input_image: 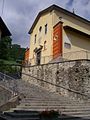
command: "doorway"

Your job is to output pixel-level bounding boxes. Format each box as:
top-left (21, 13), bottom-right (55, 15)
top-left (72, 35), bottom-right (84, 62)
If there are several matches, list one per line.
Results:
top-left (36, 51), bottom-right (41, 65)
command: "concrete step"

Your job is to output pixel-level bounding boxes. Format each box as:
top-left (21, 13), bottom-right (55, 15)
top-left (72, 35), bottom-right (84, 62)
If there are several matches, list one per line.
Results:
top-left (13, 80), bottom-right (90, 119)
top-left (16, 106), bottom-right (90, 111)
top-left (21, 98), bottom-right (80, 103)
top-left (4, 112), bottom-right (39, 118)
top-left (19, 104), bottom-right (90, 110)
top-left (20, 101), bottom-right (87, 105)
top-left (0, 111), bottom-right (40, 120)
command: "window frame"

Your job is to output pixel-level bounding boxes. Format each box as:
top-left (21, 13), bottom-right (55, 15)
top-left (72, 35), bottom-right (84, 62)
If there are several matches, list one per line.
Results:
top-left (45, 24), bottom-right (47, 34)
top-left (34, 34), bottom-right (37, 44)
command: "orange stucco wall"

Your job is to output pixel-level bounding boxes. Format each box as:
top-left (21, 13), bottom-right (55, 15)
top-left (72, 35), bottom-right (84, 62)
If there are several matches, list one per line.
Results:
top-left (25, 48), bottom-right (30, 61)
top-left (53, 22), bottom-right (63, 59)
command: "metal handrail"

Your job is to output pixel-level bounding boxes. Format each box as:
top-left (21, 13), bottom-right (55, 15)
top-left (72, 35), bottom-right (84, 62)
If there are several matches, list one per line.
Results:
top-left (22, 72), bottom-right (90, 99)
top-left (0, 72), bottom-right (18, 95)
top-left (0, 72), bottom-right (20, 107)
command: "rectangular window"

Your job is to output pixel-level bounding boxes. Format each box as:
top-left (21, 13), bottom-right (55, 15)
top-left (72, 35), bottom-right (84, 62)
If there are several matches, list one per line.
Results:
top-left (44, 41), bottom-right (47, 50)
top-left (34, 34), bottom-right (37, 44)
top-left (39, 26), bottom-right (42, 32)
top-left (45, 24), bottom-right (47, 34)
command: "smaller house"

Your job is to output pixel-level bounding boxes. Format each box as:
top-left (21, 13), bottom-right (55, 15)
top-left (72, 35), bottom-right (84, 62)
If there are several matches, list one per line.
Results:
top-left (0, 17), bottom-right (11, 39)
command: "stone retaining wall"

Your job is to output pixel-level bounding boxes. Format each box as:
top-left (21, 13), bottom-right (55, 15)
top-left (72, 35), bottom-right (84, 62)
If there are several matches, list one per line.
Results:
top-left (22, 60), bottom-right (90, 100)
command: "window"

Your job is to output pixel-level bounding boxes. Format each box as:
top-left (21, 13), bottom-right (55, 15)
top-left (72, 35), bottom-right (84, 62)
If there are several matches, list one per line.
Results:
top-left (64, 42), bottom-right (71, 49)
top-left (39, 26), bottom-right (42, 32)
top-left (34, 34), bottom-right (37, 44)
top-left (45, 24), bottom-right (47, 34)
top-left (44, 41), bottom-right (47, 50)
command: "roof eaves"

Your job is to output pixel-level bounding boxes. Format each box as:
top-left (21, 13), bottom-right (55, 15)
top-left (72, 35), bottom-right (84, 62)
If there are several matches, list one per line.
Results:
top-left (54, 5), bottom-right (90, 25)
top-left (28, 4), bottom-right (90, 34)
top-left (28, 5), bottom-right (55, 34)
top-left (0, 17), bottom-right (12, 36)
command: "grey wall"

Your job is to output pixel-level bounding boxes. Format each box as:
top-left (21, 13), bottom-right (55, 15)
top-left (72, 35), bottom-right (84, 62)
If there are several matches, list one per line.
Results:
top-left (22, 60), bottom-right (90, 100)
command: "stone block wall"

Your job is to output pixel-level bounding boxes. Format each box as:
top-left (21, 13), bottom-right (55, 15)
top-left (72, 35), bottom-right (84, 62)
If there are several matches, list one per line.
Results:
top-left (22, 60), bottom-right (90, 100)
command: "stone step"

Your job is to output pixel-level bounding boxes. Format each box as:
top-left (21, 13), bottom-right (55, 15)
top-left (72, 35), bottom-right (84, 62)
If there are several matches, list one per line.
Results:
top-left (13, 80), bottom-right (90, 119)
top-left (16, 106), bottom-right (90, 112)
top-left (21, 98), bottom-right (80, 103)
top-left (21, 100), bottom-right (87, 105)
top-left (0, 116), bottom-right (39, 120)
top-left (19, 104), bottom-right (90, 109)
top-left (1, 111), bottom-right (87, 120)
top-left (4, 112), bottom-right (39, 118)
top-left (16, 107), bottom-right (90, 113)
top-left (14, 110), bottom-right (39, 113)
top-left (21, 101), bottom-right (89, 107)
top-left (62, 111), bottom-right (90, 116)
top-left (58, 115), bottom-right (90, 120)
top-left (0, 111), bottom-right (40, 120)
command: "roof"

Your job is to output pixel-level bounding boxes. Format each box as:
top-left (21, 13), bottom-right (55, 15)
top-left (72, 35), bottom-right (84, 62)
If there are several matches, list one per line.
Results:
top-left (28, 4), bottom-right (90, 34)
top-left (0, 17), bottom-right (11, 37)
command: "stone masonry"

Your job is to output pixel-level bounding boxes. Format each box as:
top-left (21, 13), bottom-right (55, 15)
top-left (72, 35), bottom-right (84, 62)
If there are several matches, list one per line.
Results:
top-left (22, 60), bottom-right (90, 100)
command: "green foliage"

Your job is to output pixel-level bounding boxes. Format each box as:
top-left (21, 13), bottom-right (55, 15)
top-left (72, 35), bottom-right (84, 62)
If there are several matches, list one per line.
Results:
top-left (0, 59), bottom-right (21, 76)
top-left (0, 37), bottom-right (25, 74)
top-left (10, 44), bottom-right (25, 61)
top-left (0, 36), bottom-right (12, 60)
top-left (0, 59), bottom-right (5, 72)
top-left (0, 37), bottom-right (25, 62)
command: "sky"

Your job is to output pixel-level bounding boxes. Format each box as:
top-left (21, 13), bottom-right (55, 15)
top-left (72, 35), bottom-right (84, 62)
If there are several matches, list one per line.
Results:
top-left (0, 0), bottom-right (90, 48)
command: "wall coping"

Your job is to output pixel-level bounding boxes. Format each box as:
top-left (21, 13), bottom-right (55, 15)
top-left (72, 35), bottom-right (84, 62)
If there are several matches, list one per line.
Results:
top-left (22, 59), bottom-right (90, 68)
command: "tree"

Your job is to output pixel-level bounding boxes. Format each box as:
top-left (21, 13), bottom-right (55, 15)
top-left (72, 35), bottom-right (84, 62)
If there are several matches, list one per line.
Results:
top-left (10, 44), bottom-right (25, 61)
top-left (0, 36), bottom-right (12, 60)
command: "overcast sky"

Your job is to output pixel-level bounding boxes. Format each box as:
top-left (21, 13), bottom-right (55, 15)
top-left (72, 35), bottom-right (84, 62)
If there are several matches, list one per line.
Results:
top-left (0, 0), bottom-right (90, 48)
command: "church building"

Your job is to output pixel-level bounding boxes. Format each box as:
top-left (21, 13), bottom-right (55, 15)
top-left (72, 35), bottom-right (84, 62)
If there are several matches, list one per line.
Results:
top-left (28, 5), bottom-right (90, 65)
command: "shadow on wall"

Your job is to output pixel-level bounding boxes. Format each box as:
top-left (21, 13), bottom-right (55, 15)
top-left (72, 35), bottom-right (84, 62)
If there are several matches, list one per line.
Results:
top-left (64, 29), bottom-right (90, 51)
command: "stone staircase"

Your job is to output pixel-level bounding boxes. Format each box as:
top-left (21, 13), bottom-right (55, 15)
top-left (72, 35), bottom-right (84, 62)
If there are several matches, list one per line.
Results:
top-left (0, 79), bottom-right (90, 120)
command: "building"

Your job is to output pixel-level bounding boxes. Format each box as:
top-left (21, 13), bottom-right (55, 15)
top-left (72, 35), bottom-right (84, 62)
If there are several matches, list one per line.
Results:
top-left (28, 5), bottom-right (90, 65)
top-left (24, 48), bottom-right (30, 64)
top-left (0, 17), bottom-right (11, 39)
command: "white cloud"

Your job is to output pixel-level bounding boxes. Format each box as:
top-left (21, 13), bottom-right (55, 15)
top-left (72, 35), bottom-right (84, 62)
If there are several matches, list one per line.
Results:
top-left (0, 0), bottom-right (89, 47)
top-left (70, 0), bottom-right (90, 20)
